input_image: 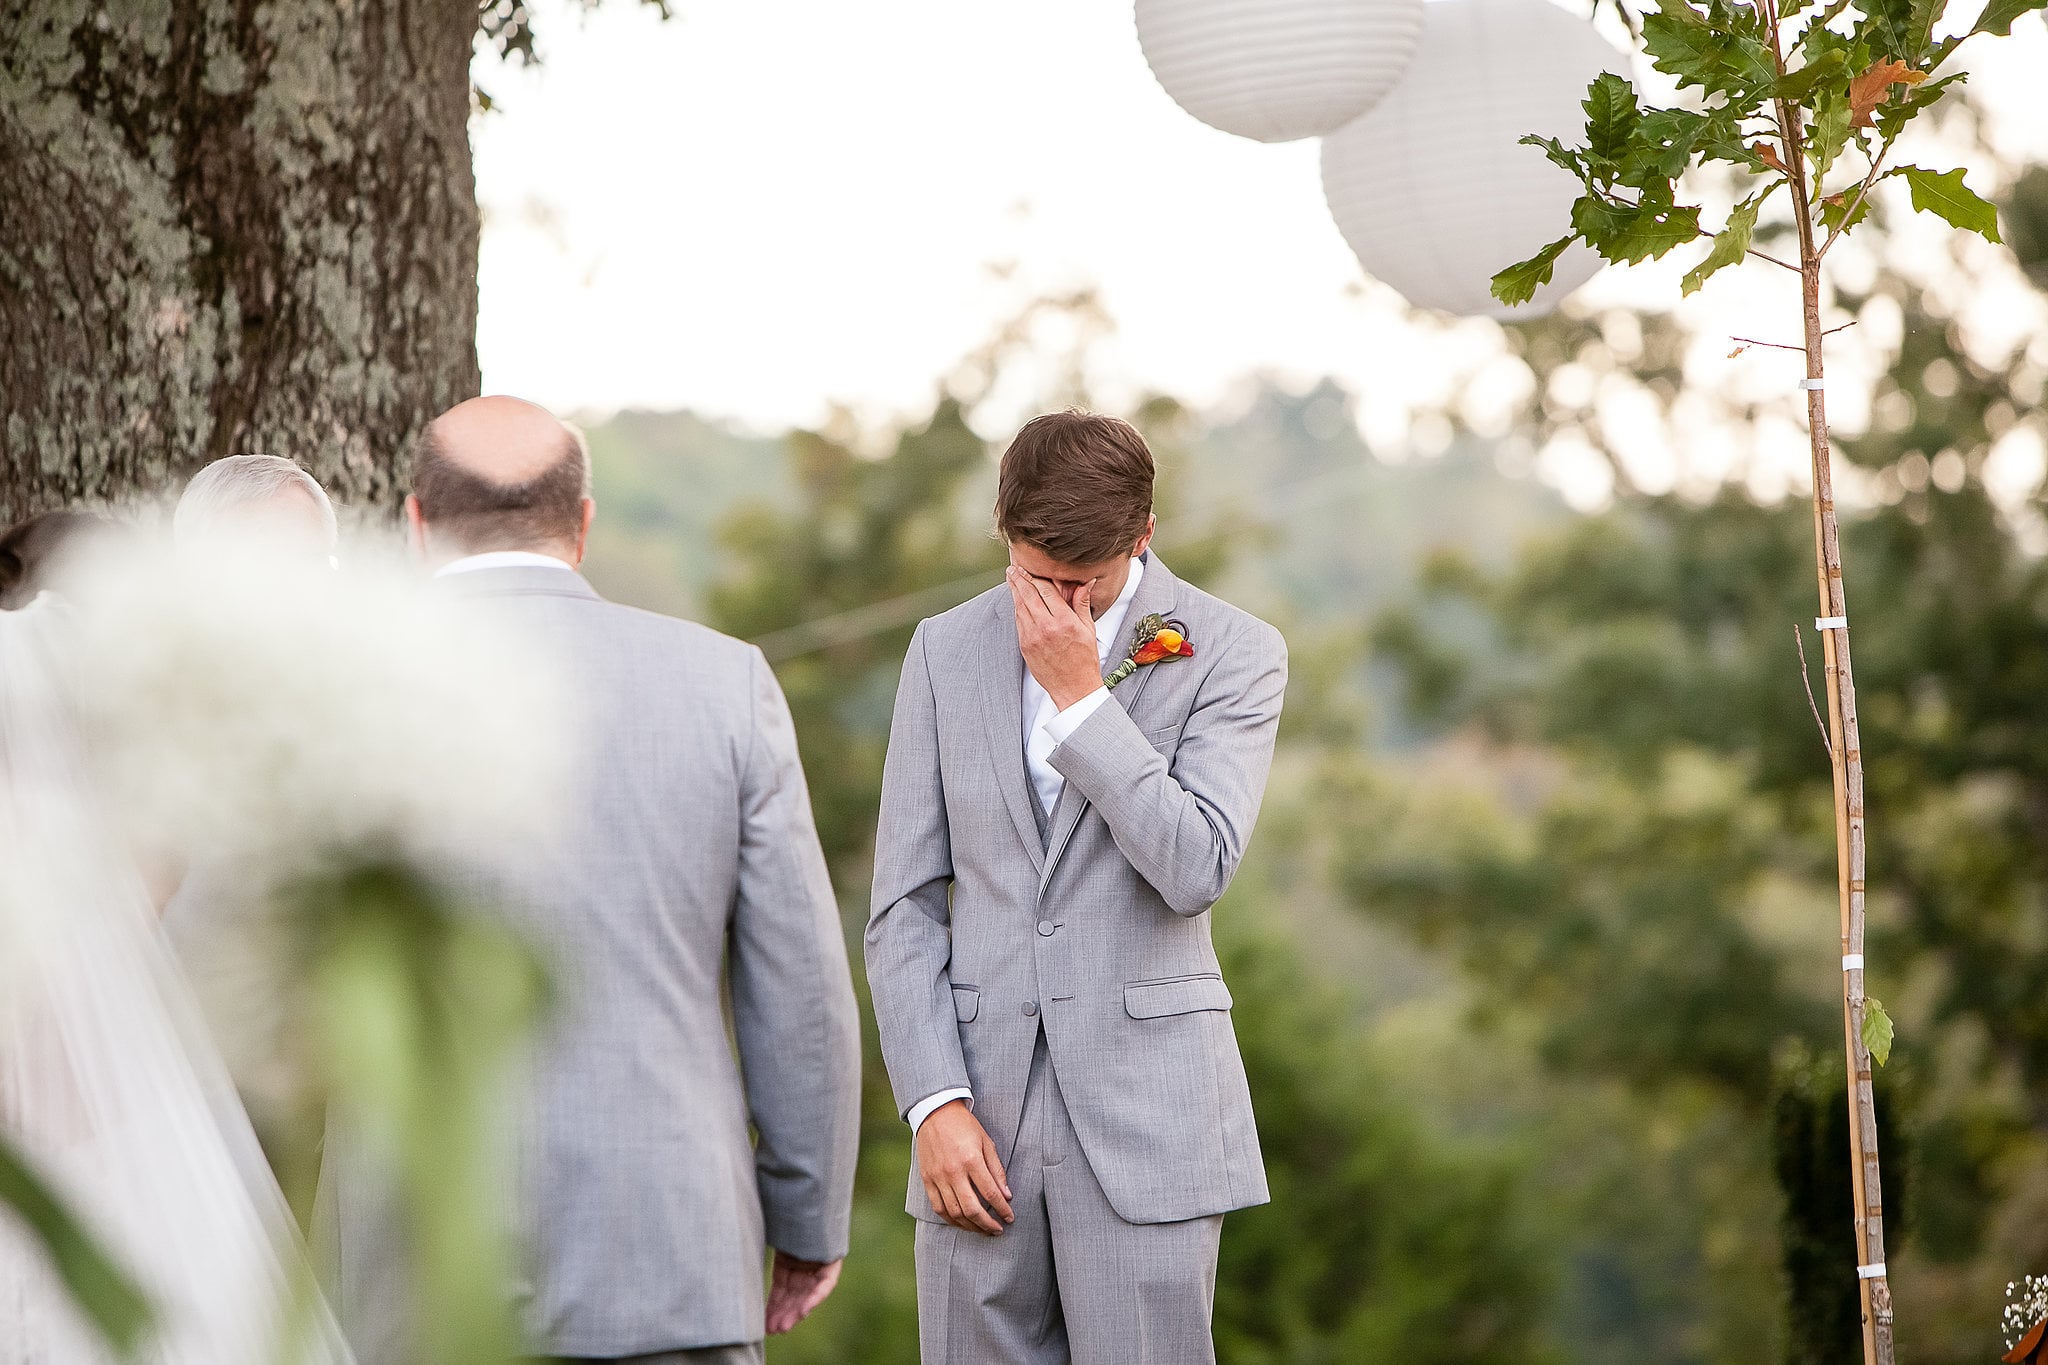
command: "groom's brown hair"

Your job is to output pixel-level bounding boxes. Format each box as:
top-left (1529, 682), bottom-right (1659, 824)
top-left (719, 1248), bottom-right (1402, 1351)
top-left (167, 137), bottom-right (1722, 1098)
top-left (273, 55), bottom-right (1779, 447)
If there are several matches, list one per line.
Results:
top-left (995, 410), bottom-right (1154, 566)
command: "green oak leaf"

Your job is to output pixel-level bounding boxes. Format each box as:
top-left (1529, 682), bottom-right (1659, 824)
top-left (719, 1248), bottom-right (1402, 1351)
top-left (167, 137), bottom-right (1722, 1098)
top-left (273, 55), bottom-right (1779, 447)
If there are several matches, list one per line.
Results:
top-left (1808, 88), bottom-right (1853, 184)
top-left (1584, 72), bottom-right (1642, 162)
top-left (1520, 133), bottom-right (1594, 188)
top-left (1861, 0), bottom-right (1921, 59)
top-left (1699, 36), bottom-right (1780, 94)
top-left (1892, 165), bottom-right (2004, 242)
top-left (0, 1138), bottom-right (155, 1352)
top-left (1633, 107), bottom-right (1712, 179)
top-left (1861, 996), bottom-right (1895, 1066)
top-left (1642, 7), bottom-right (1721, 87)
top-left (1490, 235), bottom-right (1574, 307)
top-left (1698, 105), bottom-right (1772, 171)
top-left (1775, 47), bottom-right (1847, 101)
top-left (1634, 176), bottom-right (1681, 210)
top-left (1973, 0), bottom-right (2048, 35)
top-left (1798, 6), bottom-right (1856, 61)
top-left (1726, 31), bottom-right (1786, 91)
top-left (1819, 186), bottom-right (1873, 233)
top-left (1652, 0), bottom-right (1712, 28)
top-left (1683, 192), bottom-right (1762, 294)
top-left (1572, 196), bottom-right (1704, 264)
top-left (1570, 195), bottom-right (1636, 248)
top-left (1907, 0), bottom-right (1944, 55)
top-left (1716, 0), bottom-right (1772, 38)
top-left (1873, 69), bottom-right (1967, 139)
top-left (1642, 1), bottom-right (1775, 90)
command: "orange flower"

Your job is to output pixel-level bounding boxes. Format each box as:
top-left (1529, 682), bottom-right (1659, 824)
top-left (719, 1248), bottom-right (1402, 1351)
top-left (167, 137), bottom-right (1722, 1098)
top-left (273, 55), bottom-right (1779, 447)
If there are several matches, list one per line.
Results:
top-left (1131, 629), bottom-right (1194, 666)
top-left (1107, 615), bottom-right (1196, 688)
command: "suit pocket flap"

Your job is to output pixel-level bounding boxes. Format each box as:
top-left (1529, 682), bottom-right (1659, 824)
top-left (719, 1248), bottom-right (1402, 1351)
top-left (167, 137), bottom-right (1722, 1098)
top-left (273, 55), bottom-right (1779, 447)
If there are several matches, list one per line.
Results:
top-left (951, 986), bottom-right (980, 1022)
top-left (1123, 975), bottom-right (1233, 1019)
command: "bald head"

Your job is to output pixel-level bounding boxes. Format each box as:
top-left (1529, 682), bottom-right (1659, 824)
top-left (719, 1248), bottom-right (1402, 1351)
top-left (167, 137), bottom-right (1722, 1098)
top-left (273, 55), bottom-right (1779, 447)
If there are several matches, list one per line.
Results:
top-left (407, 396), bottom-right (594, 564)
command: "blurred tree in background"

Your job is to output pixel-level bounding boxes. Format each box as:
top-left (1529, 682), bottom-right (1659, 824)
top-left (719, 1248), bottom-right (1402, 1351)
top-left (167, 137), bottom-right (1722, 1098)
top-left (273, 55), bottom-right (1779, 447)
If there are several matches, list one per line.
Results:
top-left (1364, 131), bottom-right (2048, 1363)
top-left (632, 296), bottom-right (1567, 1363)
top-left (574, 127), bottom-right (2048, 1361)
top-left (10, 2), bottom-right (2038, 1353)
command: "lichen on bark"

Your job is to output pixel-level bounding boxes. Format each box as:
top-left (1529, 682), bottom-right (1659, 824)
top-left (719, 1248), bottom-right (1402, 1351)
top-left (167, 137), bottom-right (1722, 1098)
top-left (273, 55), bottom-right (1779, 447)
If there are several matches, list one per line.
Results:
top-left (0, 0), bottom-right (483, 522)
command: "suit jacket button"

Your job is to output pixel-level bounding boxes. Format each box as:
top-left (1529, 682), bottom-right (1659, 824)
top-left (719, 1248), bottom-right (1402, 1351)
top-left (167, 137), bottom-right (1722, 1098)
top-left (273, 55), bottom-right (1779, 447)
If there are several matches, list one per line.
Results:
top-left (1023, 1001), bottom-right (1039, 1017)
top-left (1036, 919), bottom-right (1055, 936)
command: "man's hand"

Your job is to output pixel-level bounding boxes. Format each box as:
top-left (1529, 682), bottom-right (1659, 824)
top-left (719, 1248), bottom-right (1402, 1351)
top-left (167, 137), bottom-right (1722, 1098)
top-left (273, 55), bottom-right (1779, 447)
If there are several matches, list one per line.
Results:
top-left (916, 1098), bottom-right (1014, 1236)
top-left (765, 1251), bottom-right (842, 1335)
top-left (1008, 567), bottom-right (1102, 711)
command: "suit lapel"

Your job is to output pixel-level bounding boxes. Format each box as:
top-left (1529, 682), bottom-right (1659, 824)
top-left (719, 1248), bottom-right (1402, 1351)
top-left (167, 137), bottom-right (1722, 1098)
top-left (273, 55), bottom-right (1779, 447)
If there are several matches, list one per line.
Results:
top-left (1038, 554), bottom-right (1181, 890)
top-left (977, 592), bottom-right (1047, 875)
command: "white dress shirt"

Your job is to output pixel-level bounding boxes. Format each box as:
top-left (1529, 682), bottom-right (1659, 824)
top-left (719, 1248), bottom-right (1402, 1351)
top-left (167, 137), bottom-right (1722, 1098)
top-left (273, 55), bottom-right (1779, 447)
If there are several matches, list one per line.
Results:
top-left (433, 549), bottom-right (579, 577)
top-left (907, 556), bottom-right (1145, 1136)
top-left (1024, 555), bottom-right (1144, 816)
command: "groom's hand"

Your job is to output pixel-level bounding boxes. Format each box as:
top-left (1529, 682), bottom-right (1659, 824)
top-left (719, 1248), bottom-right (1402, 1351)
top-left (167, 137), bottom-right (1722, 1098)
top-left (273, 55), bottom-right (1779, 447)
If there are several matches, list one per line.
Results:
top-left (1008, 567), bottom-right (1101, 711)
top-left (917, 1099), bottom-right (1014, 1235)
top-left (765, 1250), bottom-right (841, 1335)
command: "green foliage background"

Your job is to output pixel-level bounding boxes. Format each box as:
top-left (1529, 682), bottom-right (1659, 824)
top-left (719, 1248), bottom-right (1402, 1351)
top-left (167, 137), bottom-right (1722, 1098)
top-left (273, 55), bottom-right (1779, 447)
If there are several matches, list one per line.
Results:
top-left (0, 4), bottom-right (2034, 1361)
top-left (561, 150), bottom-right (2048, 1362)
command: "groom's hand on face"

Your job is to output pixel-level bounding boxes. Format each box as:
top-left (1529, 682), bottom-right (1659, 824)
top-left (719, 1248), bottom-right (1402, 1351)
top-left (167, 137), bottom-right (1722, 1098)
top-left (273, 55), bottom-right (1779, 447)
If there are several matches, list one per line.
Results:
top-left (1008, 567), bottom-right (1102, 711)
top-left (917, 1099), bottom-right (1014, 1235)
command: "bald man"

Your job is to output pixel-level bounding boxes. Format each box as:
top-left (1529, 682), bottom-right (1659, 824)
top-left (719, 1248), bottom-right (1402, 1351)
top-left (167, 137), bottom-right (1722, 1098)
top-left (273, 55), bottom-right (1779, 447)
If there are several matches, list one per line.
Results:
top-left (328, 397), bottom-right (861, 1365)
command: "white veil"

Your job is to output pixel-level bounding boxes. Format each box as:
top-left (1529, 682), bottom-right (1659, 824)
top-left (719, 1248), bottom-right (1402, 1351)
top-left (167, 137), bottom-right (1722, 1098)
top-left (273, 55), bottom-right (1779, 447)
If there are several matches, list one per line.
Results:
top-left (0, 594), bottom-right (354, 1365)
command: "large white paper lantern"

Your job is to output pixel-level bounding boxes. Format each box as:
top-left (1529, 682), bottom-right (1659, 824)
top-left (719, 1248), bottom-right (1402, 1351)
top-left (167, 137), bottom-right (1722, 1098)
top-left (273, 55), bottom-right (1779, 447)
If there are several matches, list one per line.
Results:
top-left (1321, 0), bottom-right (1625, 318)
top-left (1136, 0), bottom-right (1427, 144)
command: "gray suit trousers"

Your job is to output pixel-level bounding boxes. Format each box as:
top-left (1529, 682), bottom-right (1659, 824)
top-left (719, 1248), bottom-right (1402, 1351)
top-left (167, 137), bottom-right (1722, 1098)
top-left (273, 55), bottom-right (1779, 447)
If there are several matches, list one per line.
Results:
top-left (915, 1031), bottom-right (1222, 1365)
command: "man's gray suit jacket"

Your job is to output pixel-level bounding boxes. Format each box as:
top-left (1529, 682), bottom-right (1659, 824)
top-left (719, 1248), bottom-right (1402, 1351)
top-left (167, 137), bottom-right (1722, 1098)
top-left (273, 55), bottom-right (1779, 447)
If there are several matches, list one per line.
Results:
top-left (331, 566), bottom-right (861, 1358)
top-left (865, 553), bottom-right (1285, 1227)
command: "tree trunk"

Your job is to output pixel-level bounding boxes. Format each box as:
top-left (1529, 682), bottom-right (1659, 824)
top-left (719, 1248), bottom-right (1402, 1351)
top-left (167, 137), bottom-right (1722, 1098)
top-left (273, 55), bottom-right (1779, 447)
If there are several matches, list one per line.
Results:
top-left (0, 0), bottom-right (481, 523)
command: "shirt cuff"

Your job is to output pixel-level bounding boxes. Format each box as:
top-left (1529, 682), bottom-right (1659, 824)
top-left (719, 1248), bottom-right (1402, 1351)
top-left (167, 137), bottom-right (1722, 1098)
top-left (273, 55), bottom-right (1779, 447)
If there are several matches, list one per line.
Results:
top-left (1041, 686), bottom-right (1112, 748)
top-left (908, 1088), bottom-right (973, 1135)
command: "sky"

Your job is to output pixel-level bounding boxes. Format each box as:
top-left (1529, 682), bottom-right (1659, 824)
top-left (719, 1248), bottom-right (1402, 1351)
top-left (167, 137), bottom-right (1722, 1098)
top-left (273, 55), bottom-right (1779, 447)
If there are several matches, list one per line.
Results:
top-left (470, 0), bottom-right (2048, 505)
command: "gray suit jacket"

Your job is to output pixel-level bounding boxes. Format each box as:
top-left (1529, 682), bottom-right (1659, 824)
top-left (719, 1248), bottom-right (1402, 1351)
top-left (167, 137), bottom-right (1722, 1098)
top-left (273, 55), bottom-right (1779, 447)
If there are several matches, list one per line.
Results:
top-left (331, 566), bottom-right (860, 1358)
top-left (865, 553), bottom-right (1284, 1226)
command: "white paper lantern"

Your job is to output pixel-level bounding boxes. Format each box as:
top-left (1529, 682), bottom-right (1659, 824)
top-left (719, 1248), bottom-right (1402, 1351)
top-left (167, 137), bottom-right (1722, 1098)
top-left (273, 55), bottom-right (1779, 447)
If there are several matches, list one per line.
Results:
top-left (1321, 0), bottom-right (1625, 318)
top-left (1136, 0), bottom-right (1427, 144)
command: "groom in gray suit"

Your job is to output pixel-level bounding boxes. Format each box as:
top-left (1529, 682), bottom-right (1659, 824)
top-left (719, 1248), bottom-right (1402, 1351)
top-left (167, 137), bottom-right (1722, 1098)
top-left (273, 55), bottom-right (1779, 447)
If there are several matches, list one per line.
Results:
top-left (866, 410), bottom-right (1287, 1363)
top-left (337, 396), bottom-right (861, 1365)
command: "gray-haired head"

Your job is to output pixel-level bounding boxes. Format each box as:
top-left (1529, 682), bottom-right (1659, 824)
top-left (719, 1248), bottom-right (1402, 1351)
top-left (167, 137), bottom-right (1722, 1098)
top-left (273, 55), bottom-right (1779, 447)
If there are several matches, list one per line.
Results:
top-left (173, 456), bottom-right (338, 554)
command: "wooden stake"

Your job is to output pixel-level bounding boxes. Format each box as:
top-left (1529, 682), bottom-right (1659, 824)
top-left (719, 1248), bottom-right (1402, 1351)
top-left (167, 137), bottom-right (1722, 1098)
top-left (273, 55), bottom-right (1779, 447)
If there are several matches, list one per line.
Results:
top-left (1767, 11), bottom-right (1894, 1359)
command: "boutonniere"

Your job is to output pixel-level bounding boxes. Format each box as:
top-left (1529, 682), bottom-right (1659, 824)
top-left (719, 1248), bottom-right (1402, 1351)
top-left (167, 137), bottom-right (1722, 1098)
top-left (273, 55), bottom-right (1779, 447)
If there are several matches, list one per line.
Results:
top-left (1104, 613), bottom-right (1194, 690)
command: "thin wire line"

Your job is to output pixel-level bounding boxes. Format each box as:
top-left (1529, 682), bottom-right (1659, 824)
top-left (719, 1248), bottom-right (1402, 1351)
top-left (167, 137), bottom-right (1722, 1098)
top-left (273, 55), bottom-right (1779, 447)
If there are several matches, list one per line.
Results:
top-left (752, 571), bottom-right (1003, 662)
top-left (1794, 622), bottom-right (1833, 760)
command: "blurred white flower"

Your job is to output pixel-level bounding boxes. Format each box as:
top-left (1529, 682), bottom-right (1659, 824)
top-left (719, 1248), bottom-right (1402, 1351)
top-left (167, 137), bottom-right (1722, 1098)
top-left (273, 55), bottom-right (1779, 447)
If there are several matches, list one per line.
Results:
top-left (57, 533), bottom-right (569, 881)
top-left (2002, 1271), bottom-right (2048, 1351)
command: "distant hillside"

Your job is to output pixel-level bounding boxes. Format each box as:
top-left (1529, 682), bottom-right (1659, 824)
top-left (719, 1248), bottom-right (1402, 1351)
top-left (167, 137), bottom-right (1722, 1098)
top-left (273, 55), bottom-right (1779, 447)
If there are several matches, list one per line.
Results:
top-left (578, 408), bottom-right (791, 618)
top-left (1180, 379), bottom-right (1568, 631)
top-left (580, 378), bottom-right (1567, 659)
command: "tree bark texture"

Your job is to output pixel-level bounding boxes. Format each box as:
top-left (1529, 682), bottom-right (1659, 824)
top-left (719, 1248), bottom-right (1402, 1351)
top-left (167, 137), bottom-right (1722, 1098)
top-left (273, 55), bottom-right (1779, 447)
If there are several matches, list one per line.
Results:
top-left (0, 0), bottom-right (481, 523)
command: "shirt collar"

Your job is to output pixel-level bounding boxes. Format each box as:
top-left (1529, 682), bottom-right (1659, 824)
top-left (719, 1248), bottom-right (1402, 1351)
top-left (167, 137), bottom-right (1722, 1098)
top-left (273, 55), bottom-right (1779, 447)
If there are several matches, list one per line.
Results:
top-left (433, 550), bottom-right (579, 579)
top-left (1094, 555), bottom-right (1145, 661)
